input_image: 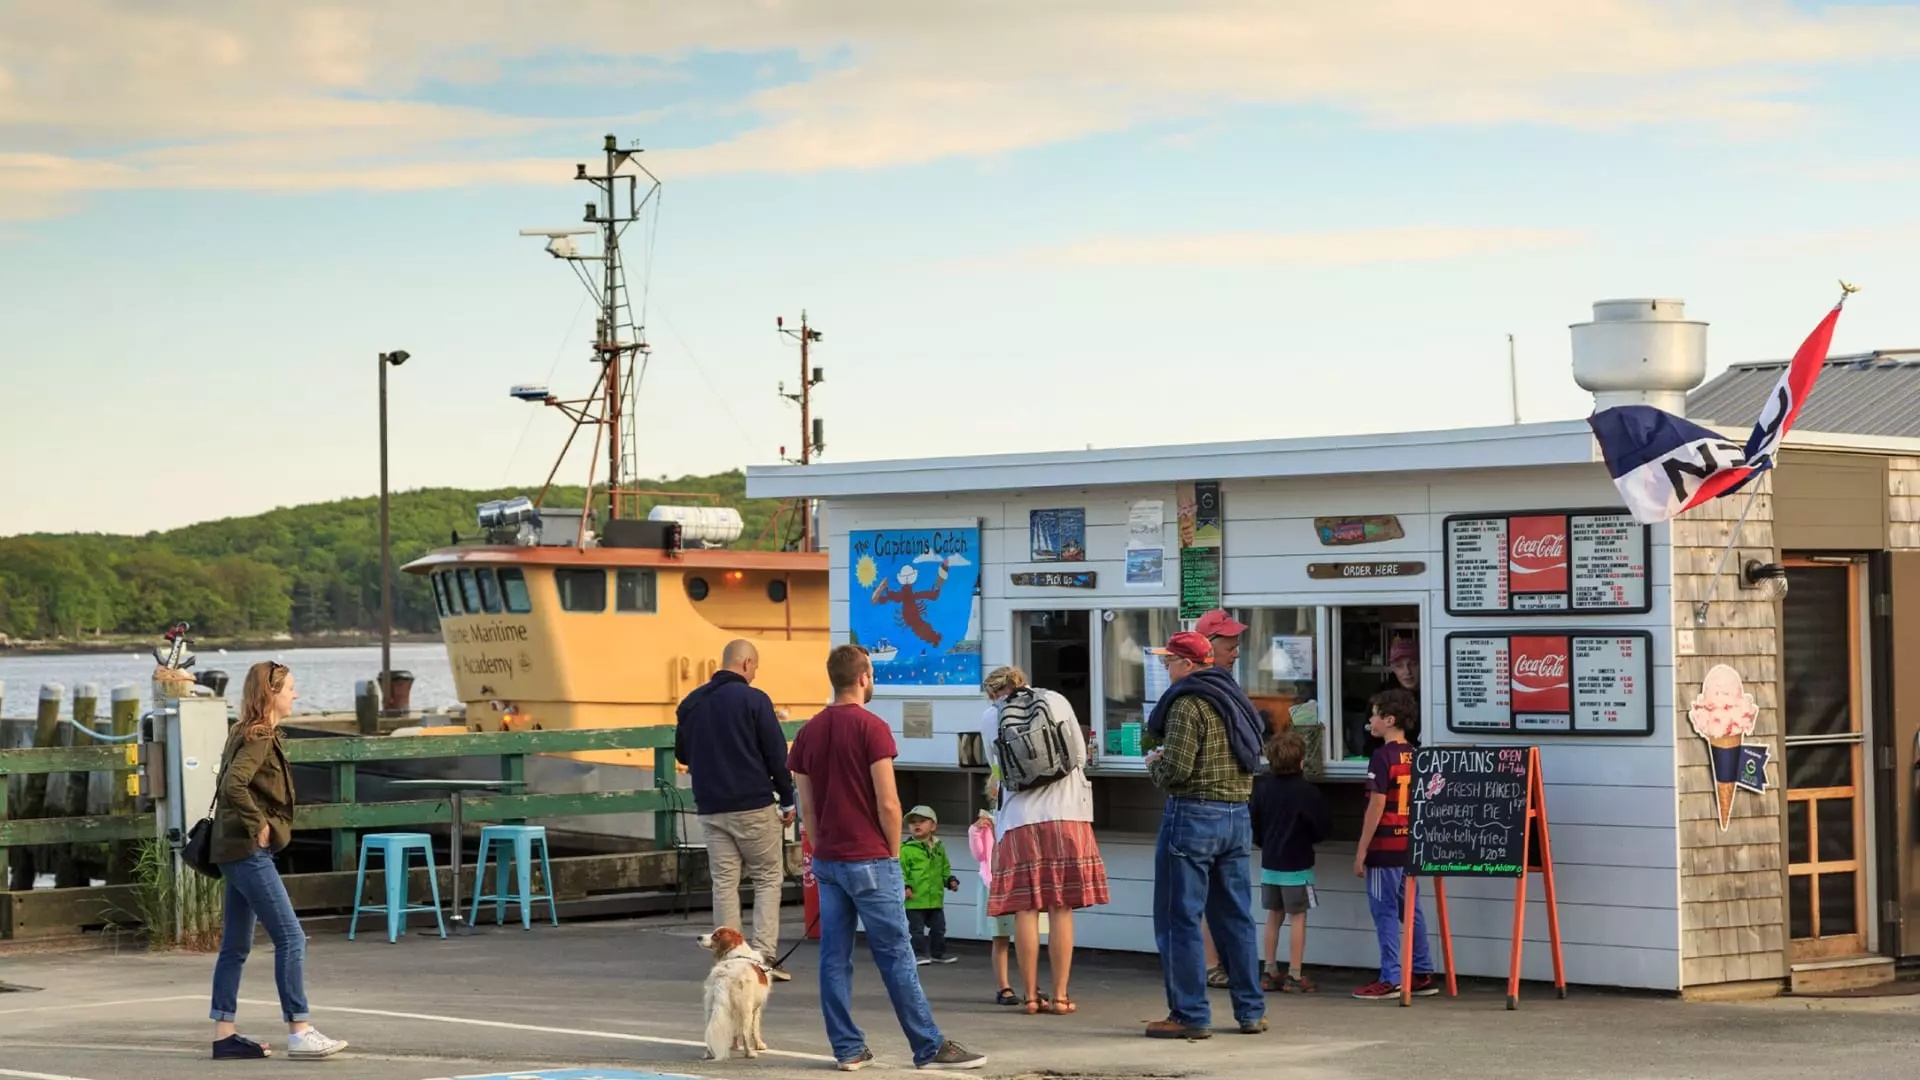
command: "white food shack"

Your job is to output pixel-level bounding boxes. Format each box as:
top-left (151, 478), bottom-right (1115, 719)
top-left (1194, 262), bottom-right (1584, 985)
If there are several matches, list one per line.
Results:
top-left (747, 298), bottom-right (1920, 997)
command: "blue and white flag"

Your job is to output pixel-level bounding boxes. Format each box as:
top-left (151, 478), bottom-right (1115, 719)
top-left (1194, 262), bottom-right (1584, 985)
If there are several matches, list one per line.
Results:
top-left (1589, 296), bottom-right (1847, 525)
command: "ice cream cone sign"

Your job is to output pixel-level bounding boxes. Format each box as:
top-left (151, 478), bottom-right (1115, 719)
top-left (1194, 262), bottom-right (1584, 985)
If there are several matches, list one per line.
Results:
top-left (1687, 665), bottom-right (1765, 831)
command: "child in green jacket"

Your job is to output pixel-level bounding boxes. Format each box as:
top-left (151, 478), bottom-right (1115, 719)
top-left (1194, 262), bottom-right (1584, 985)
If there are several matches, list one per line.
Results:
top-left (902, 805), bottom-right (960, 964)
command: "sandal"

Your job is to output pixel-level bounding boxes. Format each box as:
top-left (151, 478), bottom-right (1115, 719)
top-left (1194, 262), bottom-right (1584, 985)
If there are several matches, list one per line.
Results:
top-left (1024, 997), bottom-right (1042, 1015)
top-left (1048, 996), bottom-right (1076, 1015)
top-left (1260, 971), bottom-right (1280, 993)
top-left (996, 988), bottom-right (1020, 1006)
top-left (1207, 965), bottom-right (1231, 989)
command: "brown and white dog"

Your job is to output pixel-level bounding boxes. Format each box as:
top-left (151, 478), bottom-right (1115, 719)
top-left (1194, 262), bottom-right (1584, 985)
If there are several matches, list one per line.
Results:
top-left (697, 926), bottom-right (770, 1060)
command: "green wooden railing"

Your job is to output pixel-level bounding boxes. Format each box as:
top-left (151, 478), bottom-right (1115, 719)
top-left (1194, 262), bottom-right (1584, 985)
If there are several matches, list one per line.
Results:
top-left (1, 722), bottom-right (806, 874)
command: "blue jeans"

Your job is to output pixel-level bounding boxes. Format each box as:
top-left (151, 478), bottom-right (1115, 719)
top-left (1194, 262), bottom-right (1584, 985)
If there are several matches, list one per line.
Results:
top-left (1366, 866), bottom-right (1433, 986)
top-left (1152, 798), bottom-right (1263, 1028)
top-left (813, 857), bottom-right (944, 1065)
top-left (210, 848), bottom-right (309, 1023)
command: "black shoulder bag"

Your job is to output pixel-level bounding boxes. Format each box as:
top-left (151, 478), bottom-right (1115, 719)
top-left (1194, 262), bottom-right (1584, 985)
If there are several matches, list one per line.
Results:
top-left (180, 745), bottom-right (235, 879)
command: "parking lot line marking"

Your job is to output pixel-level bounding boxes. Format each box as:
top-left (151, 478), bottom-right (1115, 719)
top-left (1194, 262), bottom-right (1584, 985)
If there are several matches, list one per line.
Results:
top-left (239, 1000), bottom-right (838, 1064)
top-left (0, 1068), bottom-right (107, 1080)
top-left (0, 994), bottom-right (201, 1017)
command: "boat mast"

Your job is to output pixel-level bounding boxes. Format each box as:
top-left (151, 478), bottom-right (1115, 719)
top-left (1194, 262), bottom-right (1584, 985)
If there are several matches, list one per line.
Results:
top-left (777, 311), bottom-right (826, 550)
top-left (584, 135), bottom-right (658, 522)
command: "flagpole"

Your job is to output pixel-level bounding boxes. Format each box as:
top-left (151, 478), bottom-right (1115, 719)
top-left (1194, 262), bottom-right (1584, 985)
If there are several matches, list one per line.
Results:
top-left (1692, 484), bottom-right (1765, 626)
top-left (1691, 280), bottom-right (1857, 627)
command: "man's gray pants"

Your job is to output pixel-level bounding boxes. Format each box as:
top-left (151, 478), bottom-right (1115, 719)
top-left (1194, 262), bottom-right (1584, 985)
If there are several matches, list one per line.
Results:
top-left (703, 804), bottom-right (786, 959)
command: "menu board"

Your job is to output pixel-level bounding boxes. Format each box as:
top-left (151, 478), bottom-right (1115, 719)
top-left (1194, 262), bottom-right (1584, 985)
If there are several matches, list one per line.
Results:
top-left (1444, 509), bottom-right (1651, 615)
top-left (1410, 746), bottom-right (1534, 877)
top-left (1444, 630), bottom-right (1653, 736)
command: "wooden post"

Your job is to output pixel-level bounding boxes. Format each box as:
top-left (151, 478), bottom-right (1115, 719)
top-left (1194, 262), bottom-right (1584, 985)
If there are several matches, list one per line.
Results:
top-left (332, 762), bottom-right (358, 872)
top-left (9, 683), bottom-right (65, 889)
top-left (54, 684), bottom-right (100, 887)
top-left (501, 754), bottom-right (525, 827)
top-left (354, 680), bottom-right (379, 736)
top-left (1400, 875), bottom-right (1419, 1006)
top-left (108, 685), bottom-right (139, 882)
top-left (1435, 877), bottom-right (1458, 996)
top-left (654, 745), bottom-right (678, 850)
top-left (1531, 749), bottom-right (1567, 1000)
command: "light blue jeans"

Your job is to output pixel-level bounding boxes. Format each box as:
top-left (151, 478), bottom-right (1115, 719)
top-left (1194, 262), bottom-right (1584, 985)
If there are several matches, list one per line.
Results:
top-left (1366, 866), bottom-right (1433, 986)
top-left (1152, 798), bottom-right (1264, 1028)
top-left (210, 848), bottom-right (309, 1023)
top-left (813, 856), bottom-right (944, 1065)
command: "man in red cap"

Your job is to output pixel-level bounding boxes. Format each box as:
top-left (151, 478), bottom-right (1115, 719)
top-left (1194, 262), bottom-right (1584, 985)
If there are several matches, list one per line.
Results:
top-left (1192, 609), bottom-right (1248, 990)
top-left (1140, 631), bottom-right (1267, 1039)
top-left (1194, 609), bottom-right (1247, 676)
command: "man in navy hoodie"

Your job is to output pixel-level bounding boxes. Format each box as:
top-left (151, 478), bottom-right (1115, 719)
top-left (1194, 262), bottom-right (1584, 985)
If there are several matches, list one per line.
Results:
top-left (676, 639), bottom-right (797, 979)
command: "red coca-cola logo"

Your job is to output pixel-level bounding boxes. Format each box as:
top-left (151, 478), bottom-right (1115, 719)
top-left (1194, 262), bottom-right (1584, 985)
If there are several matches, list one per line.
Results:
top-left (1511, 635), bottom-right (1571, 713)
top-left (1509, 515), bottom-right (1569, 593)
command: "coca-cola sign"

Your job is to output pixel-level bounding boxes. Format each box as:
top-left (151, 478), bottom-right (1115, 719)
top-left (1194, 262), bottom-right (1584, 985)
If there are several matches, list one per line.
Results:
top-left (1444, 630), bottom-right (1654, 737)
top-left (1508, 515), bottom-right (1569, 592)
top-left (1445, 509), bottom-right (1650, 616)
top-left (1510, 635), bottom-right (1572, 714)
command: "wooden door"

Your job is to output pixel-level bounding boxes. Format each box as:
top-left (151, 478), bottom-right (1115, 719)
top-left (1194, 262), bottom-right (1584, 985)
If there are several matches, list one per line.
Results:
top-left (1783, 560), bottom-right (1870, 959)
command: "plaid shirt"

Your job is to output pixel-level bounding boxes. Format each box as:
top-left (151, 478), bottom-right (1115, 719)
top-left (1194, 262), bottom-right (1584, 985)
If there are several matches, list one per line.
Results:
top-left (1146, 694), bottom-right (1252, 802)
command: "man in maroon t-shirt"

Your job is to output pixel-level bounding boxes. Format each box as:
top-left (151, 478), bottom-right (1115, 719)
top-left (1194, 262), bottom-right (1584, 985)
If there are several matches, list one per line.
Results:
top-left (789, 644), bottom-right (985, 1072)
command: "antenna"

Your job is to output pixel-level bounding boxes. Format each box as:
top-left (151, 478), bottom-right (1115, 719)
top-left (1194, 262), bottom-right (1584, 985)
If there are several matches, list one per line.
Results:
top-left (514, 135), bottom-right (663, 521)
top-left (776, 309), bottom-right (827, 550)
top-left (1508, 333), bottom-right (1521, 424)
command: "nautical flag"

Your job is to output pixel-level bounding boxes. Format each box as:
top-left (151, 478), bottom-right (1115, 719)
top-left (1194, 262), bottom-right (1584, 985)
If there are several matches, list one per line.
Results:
top-left (1589, 294), bottom-right (1849, 525)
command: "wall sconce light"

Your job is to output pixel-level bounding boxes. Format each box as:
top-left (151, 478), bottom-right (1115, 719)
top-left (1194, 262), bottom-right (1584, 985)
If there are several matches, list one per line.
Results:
top-left (1740, 560), bottom-right (1790, 601)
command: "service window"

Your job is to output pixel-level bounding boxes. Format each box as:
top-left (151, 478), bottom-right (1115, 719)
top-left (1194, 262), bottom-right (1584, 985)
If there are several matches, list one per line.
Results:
top-left (1331, 604), bottom-right (1420, 761)
top-left (497, 568), bottom-right (533, 614)
top-left (555, 568), bottom-right (607, 612)
top-left (616, 569), bottom-right (658, 613)
top-left (1100, 607), bottom-right (1181, 758)
top-left (1013, 610), bottom-right (1092, 735)
top-left (475, 568), bottom-right (503, 614)
top-left (456, 569), bottom-right (483, 614)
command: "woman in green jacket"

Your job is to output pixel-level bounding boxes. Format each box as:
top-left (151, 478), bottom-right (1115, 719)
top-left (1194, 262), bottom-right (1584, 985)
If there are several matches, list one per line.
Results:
top-left (207, 661), bottom-right (348, 1061)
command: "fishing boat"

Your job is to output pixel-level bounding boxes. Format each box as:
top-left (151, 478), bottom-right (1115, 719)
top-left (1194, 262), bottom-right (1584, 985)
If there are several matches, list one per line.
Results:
top-left (292, 136), bottom-right (831, 852)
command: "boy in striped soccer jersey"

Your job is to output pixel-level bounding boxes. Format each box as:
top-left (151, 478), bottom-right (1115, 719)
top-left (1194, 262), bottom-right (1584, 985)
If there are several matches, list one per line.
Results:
top-left (1350, 688), bottom-right (1438, 1001)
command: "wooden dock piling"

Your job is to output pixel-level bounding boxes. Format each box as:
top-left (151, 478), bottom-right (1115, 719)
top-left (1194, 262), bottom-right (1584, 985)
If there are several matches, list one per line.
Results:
top-left (108, 685), bottom-right (141, 883)
top-left (8, 684), bottom-right (65, 889)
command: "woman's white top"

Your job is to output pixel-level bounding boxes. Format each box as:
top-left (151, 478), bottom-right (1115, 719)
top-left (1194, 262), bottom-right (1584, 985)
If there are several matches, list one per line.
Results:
top-left (978, 688), bottom-right (1094, 838)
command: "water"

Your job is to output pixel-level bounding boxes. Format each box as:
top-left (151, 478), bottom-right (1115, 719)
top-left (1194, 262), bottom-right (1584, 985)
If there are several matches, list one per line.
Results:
top-left (0, 643), bottom-right (458, 718)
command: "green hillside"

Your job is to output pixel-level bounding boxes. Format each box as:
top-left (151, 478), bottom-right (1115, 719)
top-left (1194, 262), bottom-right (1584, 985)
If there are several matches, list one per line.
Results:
top-left (0, 474), bottom-right (793, 641)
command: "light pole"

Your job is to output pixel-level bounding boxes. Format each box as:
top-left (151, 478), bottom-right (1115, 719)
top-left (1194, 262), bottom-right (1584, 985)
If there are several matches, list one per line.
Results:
top-left (377, 349), bottom-right (410, 732)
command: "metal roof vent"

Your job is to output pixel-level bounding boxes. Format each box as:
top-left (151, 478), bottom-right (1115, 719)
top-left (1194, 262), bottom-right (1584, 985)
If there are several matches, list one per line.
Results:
top-left (1570, 298), bottom-right (1708, 417)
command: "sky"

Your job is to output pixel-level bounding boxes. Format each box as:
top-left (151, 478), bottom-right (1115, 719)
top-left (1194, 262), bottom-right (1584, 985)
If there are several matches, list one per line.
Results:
top-left (4, 0), bottom-right (1920, 536)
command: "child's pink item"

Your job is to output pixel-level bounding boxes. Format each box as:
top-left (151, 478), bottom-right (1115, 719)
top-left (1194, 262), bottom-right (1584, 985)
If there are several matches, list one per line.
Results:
top-left (969, 817), bottom-right (995, 891)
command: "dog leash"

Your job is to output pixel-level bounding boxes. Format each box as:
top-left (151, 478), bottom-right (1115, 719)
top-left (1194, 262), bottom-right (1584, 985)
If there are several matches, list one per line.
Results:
top-left (770, 913), bottom-right (820, 970)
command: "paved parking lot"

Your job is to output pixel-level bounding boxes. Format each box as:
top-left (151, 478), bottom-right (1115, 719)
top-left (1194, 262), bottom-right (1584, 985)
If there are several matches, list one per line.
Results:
top-left (3, 910), bottom-right (1920, 1080)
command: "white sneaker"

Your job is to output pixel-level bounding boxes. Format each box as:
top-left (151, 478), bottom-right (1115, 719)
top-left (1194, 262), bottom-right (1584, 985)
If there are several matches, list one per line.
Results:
top-left (287, 1028), bottom-right (348, 1059)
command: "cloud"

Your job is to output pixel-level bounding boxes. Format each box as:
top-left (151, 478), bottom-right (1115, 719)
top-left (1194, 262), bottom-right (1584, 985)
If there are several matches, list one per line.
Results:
top-left (1013, 225), bottom-right (1584, 267)
top-left (3, 1), bottom-right (1919, 217)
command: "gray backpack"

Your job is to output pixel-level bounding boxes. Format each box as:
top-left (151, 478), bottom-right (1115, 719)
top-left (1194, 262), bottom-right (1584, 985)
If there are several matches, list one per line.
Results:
top-left (994, 687), bottom-right (1072, 794)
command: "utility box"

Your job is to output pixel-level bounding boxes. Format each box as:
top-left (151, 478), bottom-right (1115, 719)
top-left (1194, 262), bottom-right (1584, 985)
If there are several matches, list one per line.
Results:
top-left (142, 697), bottom-right (231, 848)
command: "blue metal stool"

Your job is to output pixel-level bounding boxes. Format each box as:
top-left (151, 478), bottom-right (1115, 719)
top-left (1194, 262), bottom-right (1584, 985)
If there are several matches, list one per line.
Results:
top-left (349, 832), bottom-right (447, 943)
top-left (470, 824), bottom-right (558, 930)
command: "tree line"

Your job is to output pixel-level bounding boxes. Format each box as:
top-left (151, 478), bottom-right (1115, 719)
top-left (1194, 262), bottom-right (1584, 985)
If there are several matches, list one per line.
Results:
top-left (0, 474), bottom-right (791, 641)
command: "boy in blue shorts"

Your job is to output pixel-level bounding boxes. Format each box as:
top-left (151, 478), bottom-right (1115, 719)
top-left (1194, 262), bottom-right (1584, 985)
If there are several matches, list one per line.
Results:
top-left (1251, 727), bottom-right (1330, 992)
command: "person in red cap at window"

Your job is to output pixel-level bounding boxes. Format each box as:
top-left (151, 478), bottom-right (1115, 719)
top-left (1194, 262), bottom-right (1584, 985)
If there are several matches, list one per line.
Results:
top-left (1194, 609), bottom-right (1247, 676)
top-left (1140, 631), bottom-right (1267, 1039)
top-left (1191, 609), bottom-right (1248, 989)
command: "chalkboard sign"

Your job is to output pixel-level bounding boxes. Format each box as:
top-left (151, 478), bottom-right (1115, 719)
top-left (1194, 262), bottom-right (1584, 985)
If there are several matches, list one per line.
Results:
top-left (1409, 746), bottom-right (1535, 877)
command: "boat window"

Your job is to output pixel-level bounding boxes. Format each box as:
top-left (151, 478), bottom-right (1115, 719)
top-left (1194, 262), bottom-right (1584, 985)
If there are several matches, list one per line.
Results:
top-left (497, 568), bottom-right (532, 614)
top-left (456, 569), bottom-right (482, 614)
top-left (767, 579), bottom-right (789, 604)
top-left (616, 570), bottom-right (658, 613)
top-left (429, 573), bottom-right (449, 616)
top-left (686, 576), bottom-right (710, 602)
top-left (441, 572), bottom-right (464, 615)
top-left (475, 568), bottom-right (503, 614)
top-left (555, 568), bottom-right (607, 613)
